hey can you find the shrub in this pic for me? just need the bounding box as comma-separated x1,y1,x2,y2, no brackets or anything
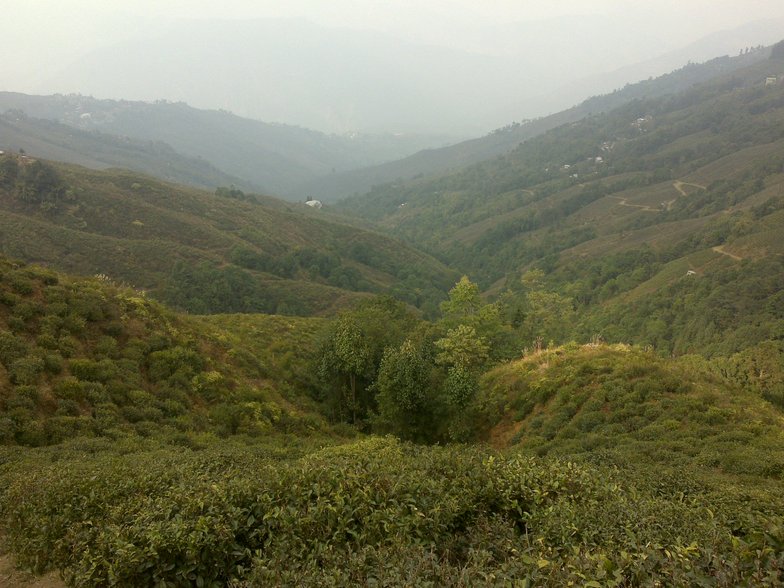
148,346,204,382
69,359,119,383
9,356,44,385
0,332,27,367
54,378,86,402
2,439,782,587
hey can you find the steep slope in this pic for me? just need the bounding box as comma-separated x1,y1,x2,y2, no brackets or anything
0,155,456,316
0,255,332,446
314,48,771,201
0,111,247,191
0,92,457,198
476,344,784,477
333,50,784,352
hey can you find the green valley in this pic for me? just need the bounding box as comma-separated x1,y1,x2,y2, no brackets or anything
1,33,784,588
337,46,784,355
0,155,456,317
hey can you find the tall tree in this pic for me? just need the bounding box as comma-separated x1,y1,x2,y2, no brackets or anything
318,315,370,423
374,339,434,440
440,275,510,359
316,297,422,426
519,269,576,347
440,275,481,323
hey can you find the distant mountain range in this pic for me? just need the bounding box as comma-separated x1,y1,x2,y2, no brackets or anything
30,16,784,136
304,48,772,200
0,92,457,198
337,45,784,355
1,46,772,205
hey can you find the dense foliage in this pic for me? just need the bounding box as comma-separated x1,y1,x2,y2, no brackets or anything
1,41,784,588
475,344,784,478
0,256,330,446
2,437,782,587
0,154,456,317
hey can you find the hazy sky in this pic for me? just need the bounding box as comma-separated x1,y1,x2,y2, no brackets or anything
7,0,784,60
4,1,784,133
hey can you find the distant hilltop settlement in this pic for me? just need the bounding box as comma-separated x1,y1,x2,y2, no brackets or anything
305,196,323,209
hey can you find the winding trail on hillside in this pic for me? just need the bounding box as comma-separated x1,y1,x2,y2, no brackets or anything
665,181,707,210
712,245,743,261
612,196,659,212
612,181,706,212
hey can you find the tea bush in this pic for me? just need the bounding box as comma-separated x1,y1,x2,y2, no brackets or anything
1,437,782,587
0,257,331,446
475,344,784,478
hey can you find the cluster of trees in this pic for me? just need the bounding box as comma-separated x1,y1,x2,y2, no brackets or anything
315,274,578,441
0,154,65,209
163,261,277,315
316,239,784,439
229,245,369,292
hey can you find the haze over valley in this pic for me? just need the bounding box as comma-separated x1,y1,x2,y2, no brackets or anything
1,3,784,586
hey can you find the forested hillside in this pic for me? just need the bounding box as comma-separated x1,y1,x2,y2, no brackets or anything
309,48,770,201
0,155,456,316
338,50,784,354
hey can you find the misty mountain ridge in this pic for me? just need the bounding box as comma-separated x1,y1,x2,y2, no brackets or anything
0,110,250,191
0,92,459,198
535,17,784,114
33,16,784,136
3,40,775,204
301,45,773,201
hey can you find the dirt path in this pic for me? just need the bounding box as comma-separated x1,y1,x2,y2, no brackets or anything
665,181,707,210
612,196,659,212
672,181,705,197
712,245,743,261
613,181,707,212
0,546,64,588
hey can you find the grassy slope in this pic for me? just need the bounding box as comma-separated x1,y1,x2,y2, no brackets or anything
0,255,340,447
478,344,784,478
0,113,249,191
0,158,456,316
